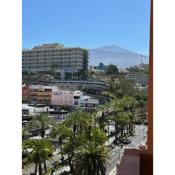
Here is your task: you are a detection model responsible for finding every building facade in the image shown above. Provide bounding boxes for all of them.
[22,84,31,98]
[22,104,51,117]
[51,89,74,106]
[22,85,99,108]
[125,73,148,86]
[73,91,99,109]
[51,89,99,108]
[22,43,88,80]
[29,85,53,103]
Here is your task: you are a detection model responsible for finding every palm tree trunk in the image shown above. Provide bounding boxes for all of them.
[38,163,42,175]
[58,137,64,163]
[44,160,47,172]
[108,122,109,139]
[34,164,37,174]
[121,126,123,138]
[115,122,118,141]
[127,125,130,134]
[73,125,76,136]
[121,126,124,138]
[88,162,92,175]
[129,124,131,134]
[41,127,45,138]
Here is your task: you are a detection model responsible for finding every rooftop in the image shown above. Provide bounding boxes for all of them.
[33,43,64,50]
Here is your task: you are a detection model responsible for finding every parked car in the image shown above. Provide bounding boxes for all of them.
[122,137,131,144]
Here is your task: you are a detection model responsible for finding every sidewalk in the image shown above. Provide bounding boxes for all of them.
[109,167,117,175]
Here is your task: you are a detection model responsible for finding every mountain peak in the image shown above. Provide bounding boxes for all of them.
[92,44,135,54]
[89,44,149,68]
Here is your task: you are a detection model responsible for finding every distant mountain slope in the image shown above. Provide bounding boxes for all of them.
[88,44,149,68]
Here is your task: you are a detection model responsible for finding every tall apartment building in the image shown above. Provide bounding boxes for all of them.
[22,43,88,80]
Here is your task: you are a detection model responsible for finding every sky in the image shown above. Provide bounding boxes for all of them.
[23,0,150,55]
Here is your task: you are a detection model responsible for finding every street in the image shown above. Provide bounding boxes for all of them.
[106,124,147,175]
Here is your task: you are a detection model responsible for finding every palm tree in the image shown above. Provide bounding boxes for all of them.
[61,110,93,174]
[119,96,138,135]
[22,127,30,140]
[23,139,53,175]
[111,98,135,143]
[63,110,92,136]
[96,102,113,138]
[27,113,54,139]
[50,123,72,163]
[112,111,130,143]
[74,141,109,175]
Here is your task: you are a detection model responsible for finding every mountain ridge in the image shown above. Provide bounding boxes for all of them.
[88,44,149,68]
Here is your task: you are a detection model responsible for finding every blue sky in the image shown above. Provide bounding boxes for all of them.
[23,0,150,55]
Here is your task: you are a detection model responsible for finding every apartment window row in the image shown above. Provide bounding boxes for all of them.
[22,56,83,61]
[23,49,84,55]
[23,65,82,69]
[23,60,81,65]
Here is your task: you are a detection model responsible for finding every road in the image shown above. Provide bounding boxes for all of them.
[106,124,147,175]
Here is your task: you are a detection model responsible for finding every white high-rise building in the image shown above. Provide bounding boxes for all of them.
[22,43,88,80]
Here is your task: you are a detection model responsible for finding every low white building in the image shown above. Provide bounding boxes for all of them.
[22,104,51,116]
[73,91,99,109]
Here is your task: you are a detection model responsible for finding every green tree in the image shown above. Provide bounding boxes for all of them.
[22,127,30,140]
[74,141,109,175]
[110,97,137,143]
[96,103,112,137]
[119,96,138,135]
[23,139,53,175]
[105,64,119,75]
[63,110,93,136]
[27,113,54,139]
[109,77,137,98]
[50,123,72,163]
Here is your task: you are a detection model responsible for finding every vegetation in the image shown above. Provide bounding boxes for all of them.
[27,113,54,138]
[105,64,119,75]
[74,142,108,175]
[23,139,54,175]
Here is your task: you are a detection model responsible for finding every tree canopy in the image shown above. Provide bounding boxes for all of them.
[105,64,119,75]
